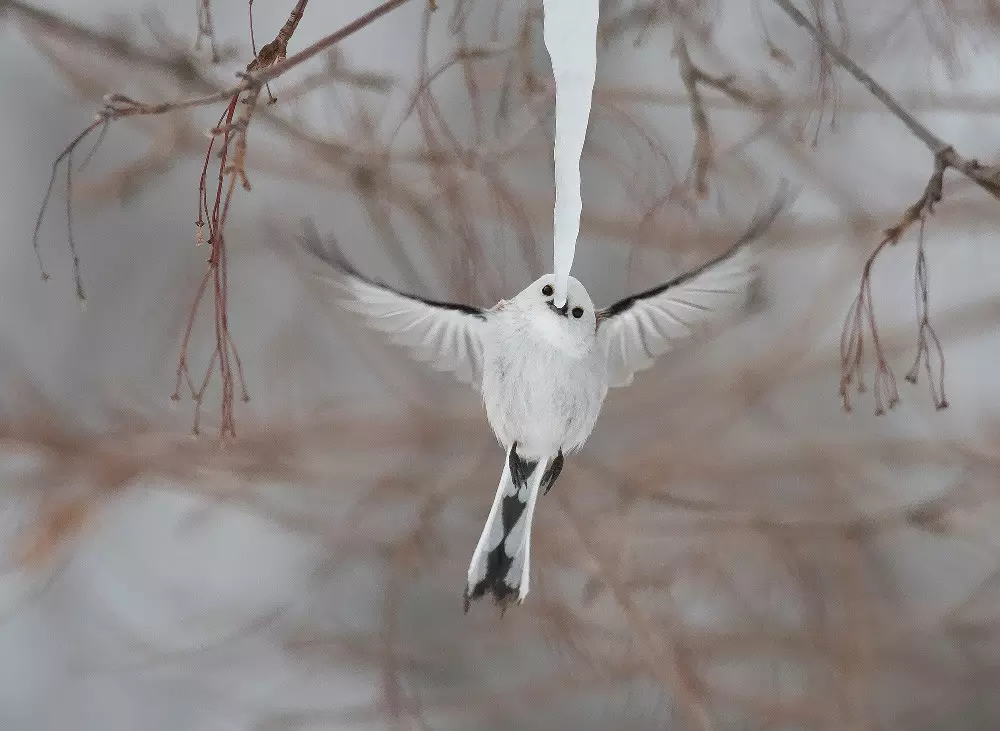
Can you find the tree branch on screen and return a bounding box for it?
[675,36,712,198]
[773,0,1000,199]
[31,0,419,438]
[44,0,415,128]
[673,35,778,200]
[194,0,220,63]
[773,0,1000,413]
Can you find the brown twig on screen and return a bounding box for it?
[772,0,1000,203]
[839,157,948,413]
[247,0,308,74]
[773,0,1000,413]
[31,118,109,301]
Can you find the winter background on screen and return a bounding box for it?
[2,0,1000,729]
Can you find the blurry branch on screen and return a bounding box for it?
[773,0,1000,413]
[5,0,223,74]
[558,493,715,731]
[674,36,712,198]
[674,36,768,199]
[194,0,219,63]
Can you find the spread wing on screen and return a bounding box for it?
[299,228,490,388]
[597,187,790,387]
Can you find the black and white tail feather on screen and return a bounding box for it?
[296,183,794,614]
[464,446,564,612]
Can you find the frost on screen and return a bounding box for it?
[542,0,599,308]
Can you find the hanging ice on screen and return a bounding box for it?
[542,0,599,308]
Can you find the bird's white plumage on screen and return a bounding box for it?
[482,275,605,459]
[598,243,757,387]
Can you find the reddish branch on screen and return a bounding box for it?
[840,153,951,412]
[172,94,248,437]
[174,0,309,438]
[774,0,1000,413]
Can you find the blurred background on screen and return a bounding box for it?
[3,0,1000,728]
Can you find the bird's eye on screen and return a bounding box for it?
[572,307,584,319]
[541,284,554,296]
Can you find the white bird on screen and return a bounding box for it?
[300,188,790,612]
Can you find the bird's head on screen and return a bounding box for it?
[514,273,597,349]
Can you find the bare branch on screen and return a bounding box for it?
[557,493,715,731]
[30,118,107,301]
[31,0,415,130]
[33,0,417,297]
[672,35,779,201]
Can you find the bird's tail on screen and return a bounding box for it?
[464,445,563,612]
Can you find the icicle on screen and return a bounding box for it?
[542,0,599,308]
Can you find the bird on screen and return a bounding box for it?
[299,187,790,613]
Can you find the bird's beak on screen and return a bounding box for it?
[547,299,569,317]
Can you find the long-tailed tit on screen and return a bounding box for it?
[301,186,791,612]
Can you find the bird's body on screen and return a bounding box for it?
[465,275,607,609]
[300,187,790,612]
[482,284,607,460]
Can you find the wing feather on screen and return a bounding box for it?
[338,272,489,387]
[298,230,490,388]
[597,186,791,387]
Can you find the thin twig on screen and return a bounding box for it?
[247,0,308,73]
[34,0,418,288]
[31,119,106,296]
[672,36,777,200]
[248,0,309,102]
[33,0,416,129]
